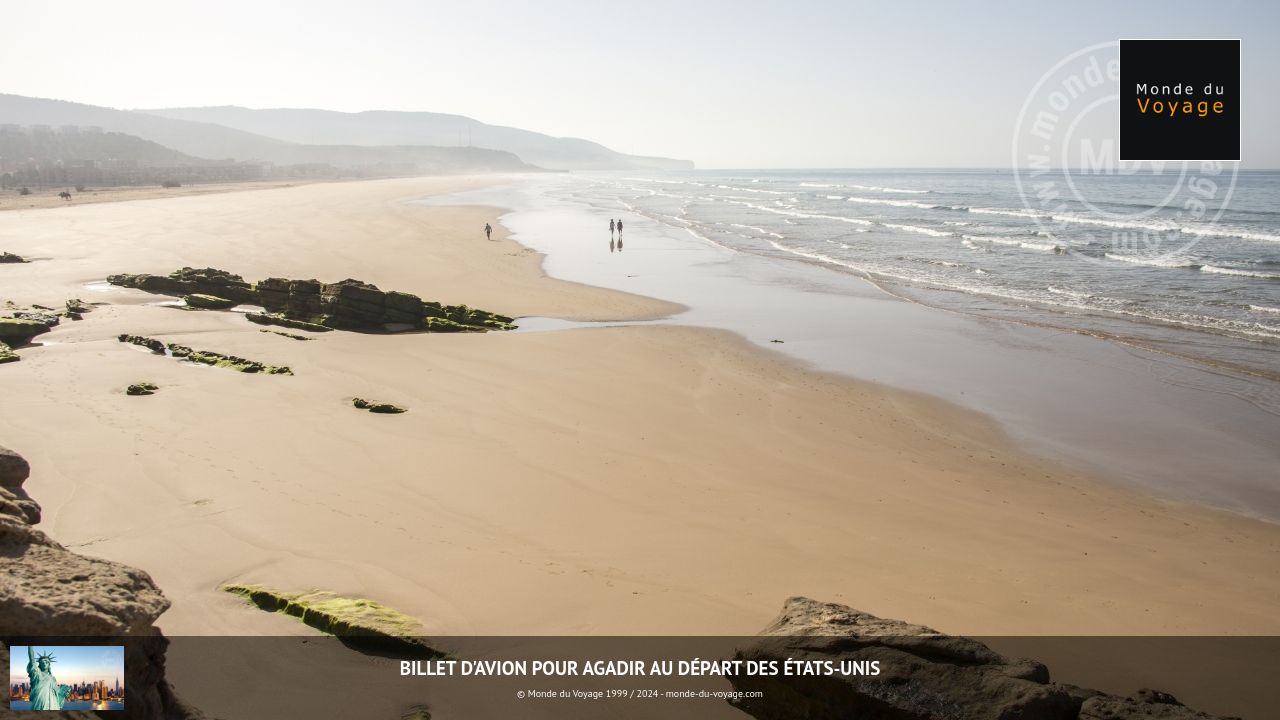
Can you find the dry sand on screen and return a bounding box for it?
[0,180,311,213]
[1,174,1278,642]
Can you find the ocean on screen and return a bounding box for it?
[557,169,1280,382]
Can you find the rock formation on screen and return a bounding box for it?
[0,340,17,364]
[166,343,292,375]
[0,250,27,263]
[107,267,515,333]
[107,267,258,305]
[127,382,159,396]
[119,333,167,354]
[353,397,408,414]
[728,597,1240,720]
[0,317,51,346]
[0,444,207,719]
[182,293,238,310]
[221,583,441,658]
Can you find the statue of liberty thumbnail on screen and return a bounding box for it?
[26,645,72,710]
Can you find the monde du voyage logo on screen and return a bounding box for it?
[1121,39,1241,161]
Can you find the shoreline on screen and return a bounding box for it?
[434,175,1280,524]
[1,174,1277,640]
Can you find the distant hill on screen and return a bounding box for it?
[0,94,536,173]
[137,106,693,171]
[0,128,202,165]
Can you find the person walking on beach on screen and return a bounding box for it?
[609,218,615,238]
[484,222,492,241]
[616,218,624,238]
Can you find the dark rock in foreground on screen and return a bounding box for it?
[0,444,207,719]
[127,382,159,396]
[0,340,17,364]
[728,597,1239,720]
[0,250,27,263]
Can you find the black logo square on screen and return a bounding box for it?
[1120,39,1240,161]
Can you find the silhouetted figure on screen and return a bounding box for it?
[616,218,624,238]
[58,191,71,201]
[484,222,492,240]
[609,218,615,238]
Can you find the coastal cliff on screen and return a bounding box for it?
[0,444,207,720]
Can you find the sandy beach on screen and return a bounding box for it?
[2,174,1278,645]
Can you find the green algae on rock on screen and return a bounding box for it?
[259,329,313,341]
[126,382,159,396]
[183,293,238,310]
[0,317,51,346]
[353,397,408,414]
[221,583,441,657]
[166,343,293,375]
[108,266,259,304]
[0,341,17,364]
[0,251,27,263]
[245,312,333,333]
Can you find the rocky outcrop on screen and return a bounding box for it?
[256,276,514,332]
[0,317,51,346]
[107,266,515,333]
[258,328,312,341]
[0,340,17,364]
[728,597,1239,720]
[107,267,258,305]
[0,444,207,719]
[221,583,441,658]
[119,333,168,354]
[127,382,159,396]
[167,343,292,375]
[0,250,27,263]
[244,312,333,333]
[353,397,408,414]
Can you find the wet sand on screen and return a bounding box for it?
[0,174,1277,644]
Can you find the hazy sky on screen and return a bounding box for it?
[3,0,1277,167]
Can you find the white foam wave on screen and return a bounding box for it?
[846,196,938,209]
[1104,253,1199,268]
[850,184,930,194]
[883,223,952,237]
[1201,265,1280,279]
[1249,305,1280,314]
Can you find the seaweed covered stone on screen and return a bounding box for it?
[0,341,17,364]
[183,293,238,310]
[0,317,51,346]
[0,251,26,263]
[126,382,159,396]
[108,266,258,304]
[353,397,407,414]
[166,343,292,375]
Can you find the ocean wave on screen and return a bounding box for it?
[1201,265,1280,279]
[944,221,974,226]
[1249,305,1280,314]
[883,223,952,237]
[1104,253,1200,268]
[724,222,784,239]
[846,196,939,209]
[963,235,1063,252]
[824,195,845,200]
[729,200,874,225]
[799,182,835,188]
[850,184,930,194]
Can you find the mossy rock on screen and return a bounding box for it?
[167,343,292,375]
[222,583,441,657]
[118,333,167,354]
[353,397,407,414]
[184,293,238,310]
[126,382,159,396]
[245,312,333,333]
[0,341,17,364]
[0,317,51,345]
[259,329,312,341]
[0,251,27,264]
